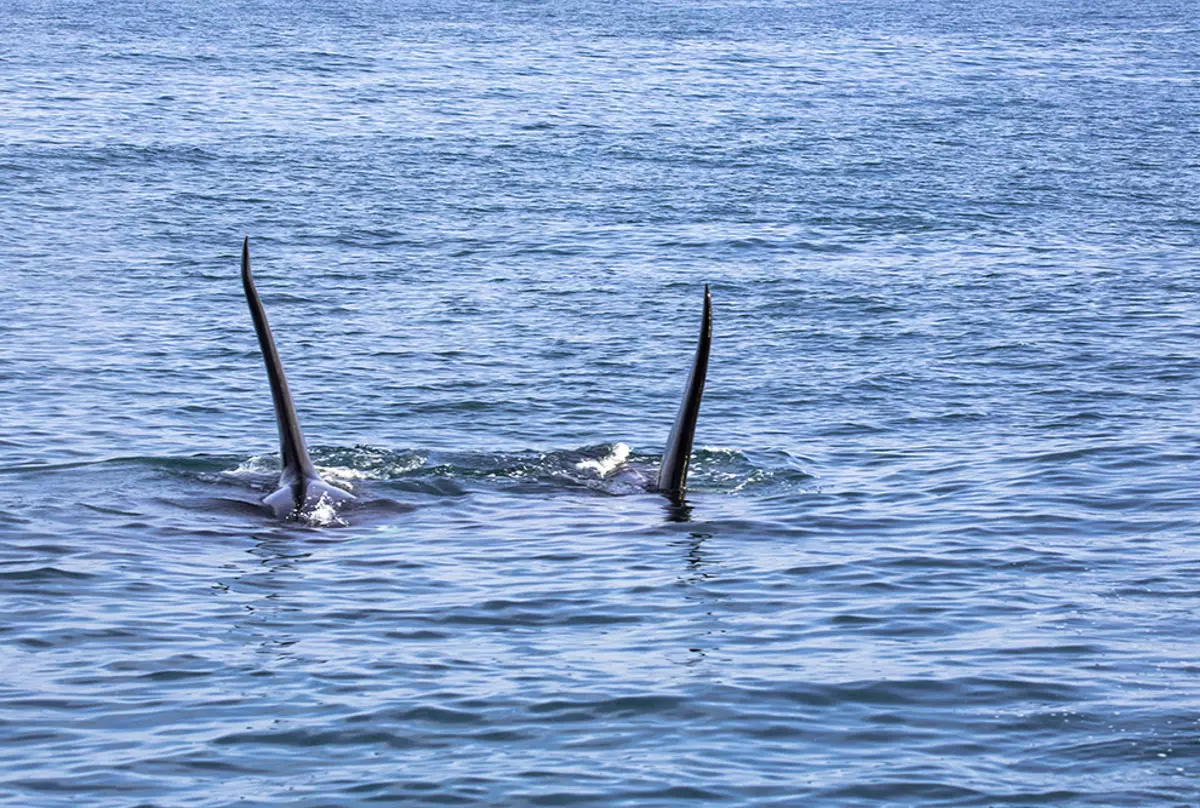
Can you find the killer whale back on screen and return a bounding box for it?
[241,237,316,485]
[656,284,712,503]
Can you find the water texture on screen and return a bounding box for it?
[1,0,1199,804]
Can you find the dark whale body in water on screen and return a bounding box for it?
[653,284,712,504]
[240,237,355,519]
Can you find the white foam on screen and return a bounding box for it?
[225,455,278,476]
[303,493,348,528]
[730,469,766,494]
[575,443,631,477]
[226,454,424,483]
[316,465,372,482]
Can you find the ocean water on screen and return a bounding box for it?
[2,0,1199,804]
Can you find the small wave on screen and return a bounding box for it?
[688,447,814,495]
[317,446,427,479]
[0,566,94,582]
[575,442,631,477]
[315,466,373,482]
[224,454,278,477]
[224,446,426,482]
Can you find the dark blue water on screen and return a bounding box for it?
[2,0,1199,804]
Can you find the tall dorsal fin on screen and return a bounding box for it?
[657,284,712,502]
[241,237,316,482]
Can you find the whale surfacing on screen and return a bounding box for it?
[236,237,710,517]
[241,237,355,519]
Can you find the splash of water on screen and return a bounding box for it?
[575,442,632,477]
[302,492,348,527]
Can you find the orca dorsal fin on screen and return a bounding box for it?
[241,237,316,483]
[656,284,712,503]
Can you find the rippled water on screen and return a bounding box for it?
[2,0,1199,804]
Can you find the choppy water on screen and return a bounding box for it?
[3,0,1200,804]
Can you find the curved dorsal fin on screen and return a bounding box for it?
[241,237,316,482]
[657,284,712,502]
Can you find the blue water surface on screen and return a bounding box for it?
[2,0,1199,804]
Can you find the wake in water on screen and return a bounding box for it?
[219,441,814,523]
[1,444,812,527]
